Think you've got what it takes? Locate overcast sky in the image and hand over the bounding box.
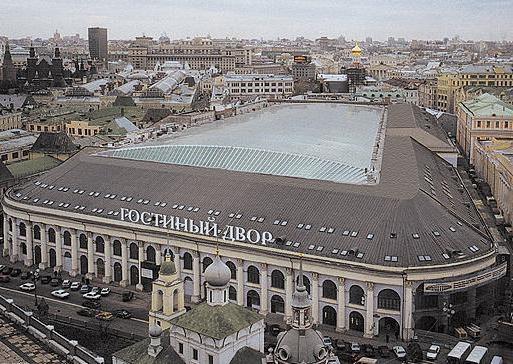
[1,0,512,41]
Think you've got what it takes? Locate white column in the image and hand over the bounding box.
[103,237,112,283]
[285,268,293,319]
[336,277,346,332]
[2,214,9,257]
[10,219,18,263]
[155,245,162,266]
[120,239,129,287]
[237,258,244,306]
[70,230,78,277]
[39,225,47,270]
[260,263,268,315]
[191,251,200,303]
[55,228,62,271]
[364,282,375,338]
[25,222,33,267]
[311,273,319,324]
[174,247,181,278]
[402,280,414,341]
[136,242,144,291]
[87,233,94,279]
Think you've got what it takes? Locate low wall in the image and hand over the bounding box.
[0,294,104,364]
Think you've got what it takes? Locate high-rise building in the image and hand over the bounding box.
[88,27,107,61]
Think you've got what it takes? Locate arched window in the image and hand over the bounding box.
[271,270,285,289]
[322,280,337,300]
[19,222,26,237]
[113,240,122,256]
[129,243,138,260]
[146,246,156,262]
[33,225,41,240]
[226,261,236,280]
[95,236,105,254]
[163,248,174,259]
[183,252,193,270]
[63,231,71,246]
[48,228,56,243]
[271,295,285,313]
[229,286,237,301]
[296,275,311,294]
[21,242,27,255]
[349,285,365,305]
[378,289,401,311]
[202,257,213,273]
[247,265,260,284]
[79,234,87,249]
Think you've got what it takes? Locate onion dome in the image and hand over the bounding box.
[204,255,231,287]
[149,324,162,337]
[351,42,362,57]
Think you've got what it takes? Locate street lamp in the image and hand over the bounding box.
[30,268,40,307]
[442,301,455,333]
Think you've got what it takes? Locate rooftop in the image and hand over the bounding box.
[5,104,492,268]
[459,93,513,118]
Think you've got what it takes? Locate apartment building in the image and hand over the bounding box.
[418,79,438,109]
[437,65,513,113]
[0,111,22,131]
[457,93,513,163]
[224,74,294,99]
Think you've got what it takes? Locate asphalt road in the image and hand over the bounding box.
[0,271,149,338]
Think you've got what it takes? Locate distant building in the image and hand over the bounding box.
[418,79,438,109]
[317,74,348,93]
[20,46,67,89]
[457,93,513,163]
[1,41,17,82]
[88,27,108,62]
[224,74,294,99]
[290,57,316,82]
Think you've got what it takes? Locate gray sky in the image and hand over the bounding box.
[1,0,512,41]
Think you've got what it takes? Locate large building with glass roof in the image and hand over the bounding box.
[2,102,507,339]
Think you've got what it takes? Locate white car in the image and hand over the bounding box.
[83,292,101,300]
[70,282,81,291]
[61,280,71,288]
[393,346,407,359]
[100,287,111,296]
[426,345,440,360]
[19,282,35,291]
[351,342,360,353]
[51,289,70,299]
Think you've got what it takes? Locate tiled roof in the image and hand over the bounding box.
[459,93,513,117]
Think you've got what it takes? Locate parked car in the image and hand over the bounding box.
[2,267,13,275]
[19,282,35,291]
[70,282,81,291]
[113,309,132,319]
[82,300,101,309]
[51,289,70,299]
[122,291,134,302]
[393,346,407,360]
[351,343,361,353]
[426,345,440,360]
[80,285,91,293]
[83,292,101,300]
[10,268,22,277]
[50,278,61,287]
[62,280,71,288]
[0,275,10,283]
[20,271,32,280]
[77,308,96,317]
[40,275,52,284]
[323,336,333,351]
[95,311,113,321]
[100,287,111,296]
[91,287,100,294]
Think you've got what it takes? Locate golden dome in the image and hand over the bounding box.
[351,42,362,56]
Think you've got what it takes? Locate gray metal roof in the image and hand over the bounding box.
[5,104,493,268]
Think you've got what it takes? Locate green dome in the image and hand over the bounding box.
[160,258,176,276]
